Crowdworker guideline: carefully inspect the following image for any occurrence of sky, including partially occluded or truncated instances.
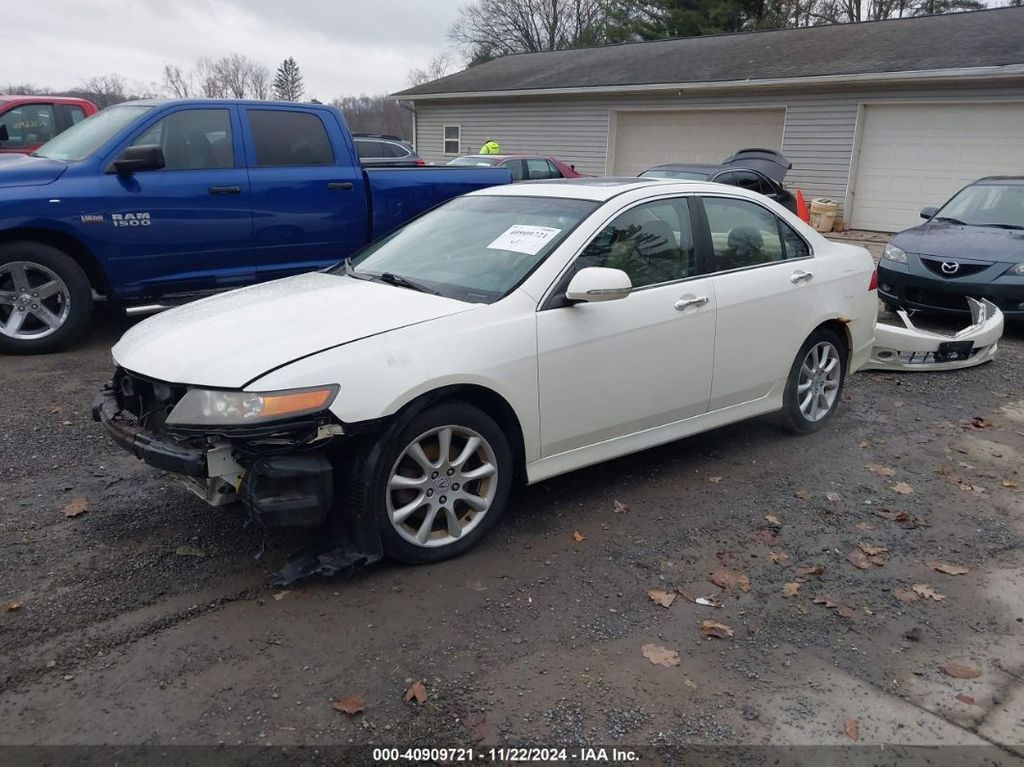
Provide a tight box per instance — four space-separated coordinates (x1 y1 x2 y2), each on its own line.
2 0 466 99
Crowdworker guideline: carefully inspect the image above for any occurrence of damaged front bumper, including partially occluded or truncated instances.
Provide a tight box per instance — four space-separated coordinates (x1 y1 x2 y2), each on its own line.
863 297 1004 372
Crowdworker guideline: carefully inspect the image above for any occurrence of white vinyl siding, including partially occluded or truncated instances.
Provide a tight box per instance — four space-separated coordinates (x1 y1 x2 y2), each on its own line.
610 108 785 176
412 83 1024 230
849 102 1024 231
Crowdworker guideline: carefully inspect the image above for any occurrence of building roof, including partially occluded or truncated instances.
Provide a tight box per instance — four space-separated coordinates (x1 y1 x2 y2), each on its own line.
396 8 1024 99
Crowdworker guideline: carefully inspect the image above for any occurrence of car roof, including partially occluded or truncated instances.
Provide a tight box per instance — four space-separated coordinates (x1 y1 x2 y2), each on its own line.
975 176 1024 185
468 177 721 202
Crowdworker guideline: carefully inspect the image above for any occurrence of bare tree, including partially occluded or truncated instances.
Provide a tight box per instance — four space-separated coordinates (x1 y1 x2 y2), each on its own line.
331 94 412 138
162 64 194 98
449 0 606 60
405 54 455 87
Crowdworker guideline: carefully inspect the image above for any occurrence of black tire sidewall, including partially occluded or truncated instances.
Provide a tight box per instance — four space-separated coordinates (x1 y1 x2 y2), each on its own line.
0 242 93 354
363 401 513 564
783 328 847 434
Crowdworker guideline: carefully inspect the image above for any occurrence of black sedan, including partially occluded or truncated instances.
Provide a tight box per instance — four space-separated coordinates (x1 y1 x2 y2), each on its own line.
877 177 1024 318
639 148 797 214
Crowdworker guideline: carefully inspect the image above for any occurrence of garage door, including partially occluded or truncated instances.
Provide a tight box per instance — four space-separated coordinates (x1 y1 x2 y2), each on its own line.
611 109 786 177
850 103 1024 232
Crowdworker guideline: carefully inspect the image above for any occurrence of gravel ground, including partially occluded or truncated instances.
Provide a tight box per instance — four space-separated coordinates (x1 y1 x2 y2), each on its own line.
1 301 1023 758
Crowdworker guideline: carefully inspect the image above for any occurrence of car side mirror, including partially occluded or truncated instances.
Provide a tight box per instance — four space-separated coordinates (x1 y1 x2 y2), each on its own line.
565 267 632 303
920 206 938 220
109 144 165 174
0 124 8 143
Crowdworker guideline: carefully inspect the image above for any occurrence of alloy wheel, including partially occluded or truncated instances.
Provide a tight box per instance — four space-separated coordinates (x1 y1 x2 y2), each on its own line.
797 341 841 422
386 425 498 548
0 261 72 340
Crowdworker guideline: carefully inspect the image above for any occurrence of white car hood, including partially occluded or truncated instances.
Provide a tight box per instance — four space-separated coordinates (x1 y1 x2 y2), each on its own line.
112 272 476 388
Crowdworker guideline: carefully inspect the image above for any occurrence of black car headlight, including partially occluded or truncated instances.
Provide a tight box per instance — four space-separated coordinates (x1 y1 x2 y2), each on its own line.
166 385 339 427
882 243 908 264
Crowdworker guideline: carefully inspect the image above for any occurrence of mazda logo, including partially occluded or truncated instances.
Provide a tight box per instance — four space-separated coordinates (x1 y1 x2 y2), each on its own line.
940 261 960 274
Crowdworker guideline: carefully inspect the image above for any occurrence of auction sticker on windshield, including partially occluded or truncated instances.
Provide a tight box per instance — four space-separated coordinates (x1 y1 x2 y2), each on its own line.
487 225 562 255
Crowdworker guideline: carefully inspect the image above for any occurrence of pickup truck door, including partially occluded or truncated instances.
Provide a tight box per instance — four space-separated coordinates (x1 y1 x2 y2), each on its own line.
242 107 368 281
94 105 253 298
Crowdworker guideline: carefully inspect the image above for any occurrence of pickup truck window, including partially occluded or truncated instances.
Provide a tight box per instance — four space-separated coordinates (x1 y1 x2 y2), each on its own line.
247 110 334 167
129 108 234 171
34 104 152 161
0 104 56 149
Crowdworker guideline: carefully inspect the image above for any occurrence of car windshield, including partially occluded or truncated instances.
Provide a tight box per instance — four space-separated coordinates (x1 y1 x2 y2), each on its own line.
447 156 501 167
33 105 153 162
935 183 1024 229
338 195 598 303
640 169 710 180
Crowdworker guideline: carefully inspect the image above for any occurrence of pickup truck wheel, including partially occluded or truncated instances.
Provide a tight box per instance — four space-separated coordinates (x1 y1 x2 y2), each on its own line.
781 328 847 434
360 402 513 564
0 242 93 354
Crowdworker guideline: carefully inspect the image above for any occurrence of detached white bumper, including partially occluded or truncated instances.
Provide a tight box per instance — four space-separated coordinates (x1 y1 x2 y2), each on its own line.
863 298 1004 372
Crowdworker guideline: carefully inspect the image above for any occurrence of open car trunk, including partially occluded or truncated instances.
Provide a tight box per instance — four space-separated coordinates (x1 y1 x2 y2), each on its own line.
720 148 792 185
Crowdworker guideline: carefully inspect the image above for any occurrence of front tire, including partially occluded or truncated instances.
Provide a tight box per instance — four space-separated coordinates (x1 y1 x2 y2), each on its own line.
355 401 513 564
782 328 847 434
0 242 93 354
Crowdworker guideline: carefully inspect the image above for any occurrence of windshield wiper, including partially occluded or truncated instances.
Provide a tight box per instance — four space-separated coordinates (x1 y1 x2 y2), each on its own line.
934 216 967 226
977 223 1024 230
376 272 441 295
342 257 372 280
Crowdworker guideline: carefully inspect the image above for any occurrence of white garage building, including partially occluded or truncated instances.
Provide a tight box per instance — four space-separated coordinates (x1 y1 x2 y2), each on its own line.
395 8 1024 232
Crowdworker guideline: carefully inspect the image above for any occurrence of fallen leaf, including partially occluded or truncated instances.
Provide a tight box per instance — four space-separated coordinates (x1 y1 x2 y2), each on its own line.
2 601 22 612
50 405 62 414
858 440 870 448
613 500 629 514
927 561 969 576
837 606 859 621
709 476 723 484
951 477 986 494
684 679 697 690
271 591 291 601
794 489 812 500
782 582 801 598
866 463 896 477
700 620 734 639
955 694 976 705
942 662 981 679
825 492 841 502
892 481 914 495
859 542 888 556
913 583 946 602
769 551 791 566
757 529 781 545
844 719 860 741
796 564 825 577
1002 480 1020 489
648 589 676 608
855 522 875 533
764 514 782 527
894 589 920 604
331 695 365 715
175 545 205 558
965 416 998 431
404 681 428 704
707 570 751 593
641 643 680 667
811 594 841 608
572 531 586 543
847 550 871 570
62 497 88 518
872 508 924 529
694 596 722 608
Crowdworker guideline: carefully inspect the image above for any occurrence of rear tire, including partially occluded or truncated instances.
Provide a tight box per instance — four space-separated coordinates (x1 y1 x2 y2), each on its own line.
0 242 93 354
782 328 847 434
352 401 513 564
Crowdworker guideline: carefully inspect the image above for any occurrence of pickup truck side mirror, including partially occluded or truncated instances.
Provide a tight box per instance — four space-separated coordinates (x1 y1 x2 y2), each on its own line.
109 145 165 174
0 124 8 143
920 206 938 220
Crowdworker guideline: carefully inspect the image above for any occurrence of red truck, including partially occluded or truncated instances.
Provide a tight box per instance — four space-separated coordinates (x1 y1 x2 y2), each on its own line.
0 96 98 154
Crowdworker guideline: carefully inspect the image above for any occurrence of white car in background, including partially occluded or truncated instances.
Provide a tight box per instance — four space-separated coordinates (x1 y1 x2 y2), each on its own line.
95 178 877 572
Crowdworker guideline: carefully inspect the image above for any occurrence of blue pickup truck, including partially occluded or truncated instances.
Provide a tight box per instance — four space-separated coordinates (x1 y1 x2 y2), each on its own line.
0 99 510 354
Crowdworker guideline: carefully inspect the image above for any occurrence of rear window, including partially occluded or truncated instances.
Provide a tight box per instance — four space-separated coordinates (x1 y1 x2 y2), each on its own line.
247 110 334 167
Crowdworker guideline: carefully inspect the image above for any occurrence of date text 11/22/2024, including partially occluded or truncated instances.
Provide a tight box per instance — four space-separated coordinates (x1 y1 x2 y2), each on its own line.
372 746 640 762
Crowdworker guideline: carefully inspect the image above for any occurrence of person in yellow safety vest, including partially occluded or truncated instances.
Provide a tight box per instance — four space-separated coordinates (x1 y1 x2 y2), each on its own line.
479 138 501 155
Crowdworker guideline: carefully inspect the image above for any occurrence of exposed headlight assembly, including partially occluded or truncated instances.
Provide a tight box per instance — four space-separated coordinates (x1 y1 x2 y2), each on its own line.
1007 262 1024 276
882 243 908 264
167 385 339 427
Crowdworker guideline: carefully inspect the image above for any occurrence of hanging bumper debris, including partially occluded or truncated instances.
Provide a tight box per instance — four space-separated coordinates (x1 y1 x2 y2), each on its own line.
864 298 1004 372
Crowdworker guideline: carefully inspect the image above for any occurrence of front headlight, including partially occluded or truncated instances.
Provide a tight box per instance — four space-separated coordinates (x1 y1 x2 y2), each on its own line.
166 385 339 427
882 243 908 264
1007 262 1024 276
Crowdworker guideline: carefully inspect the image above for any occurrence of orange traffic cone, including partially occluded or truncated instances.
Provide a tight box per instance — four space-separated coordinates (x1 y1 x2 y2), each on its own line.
796 190 810 223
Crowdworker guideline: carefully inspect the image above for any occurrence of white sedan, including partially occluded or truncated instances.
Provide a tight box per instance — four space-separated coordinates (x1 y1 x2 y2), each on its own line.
95 178 877 569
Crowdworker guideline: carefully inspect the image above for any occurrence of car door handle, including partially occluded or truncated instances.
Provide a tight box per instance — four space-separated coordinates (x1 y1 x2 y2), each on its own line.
790 270 814 284
674 295 710 311
208 185 241 195
327 181 354 190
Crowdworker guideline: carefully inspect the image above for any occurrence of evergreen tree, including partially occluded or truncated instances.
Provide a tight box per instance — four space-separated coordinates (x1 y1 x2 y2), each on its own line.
273 57 304 102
